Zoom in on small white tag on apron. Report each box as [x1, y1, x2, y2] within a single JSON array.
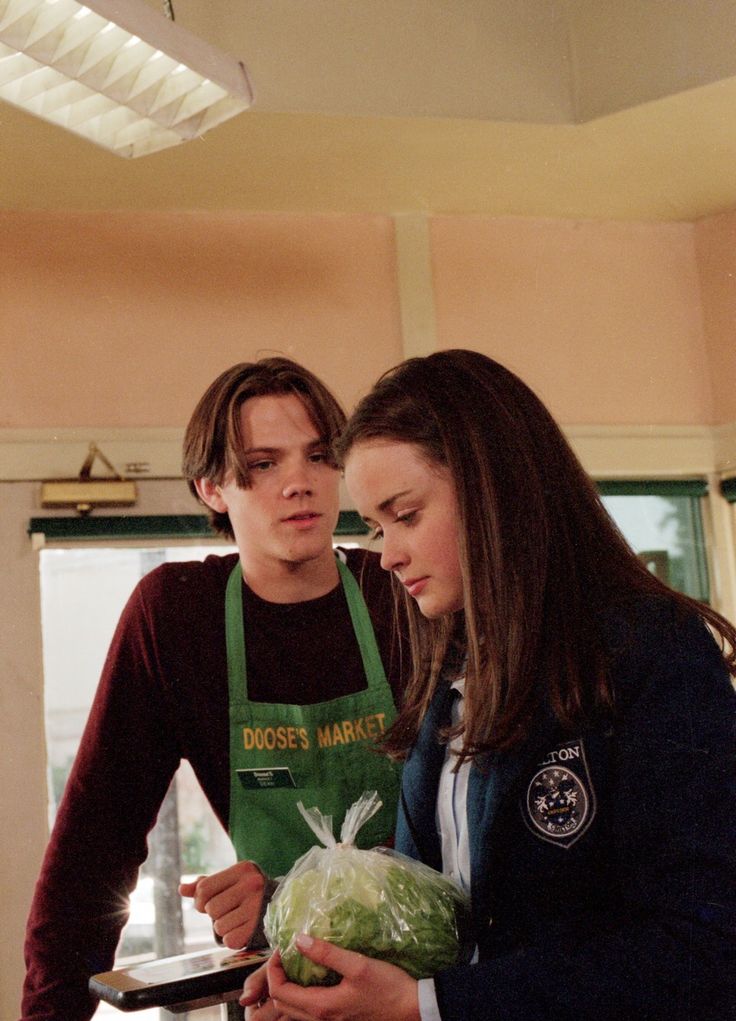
[[236, 767, 297, 790]]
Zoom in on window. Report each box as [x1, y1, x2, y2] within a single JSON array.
[[40, 544, 237, 1020], [598, 480, 709, 600], [36, 509, 370, 1020]]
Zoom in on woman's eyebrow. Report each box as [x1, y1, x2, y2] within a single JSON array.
[[378, 490, 411, 513], [356, 491, 413, 526]]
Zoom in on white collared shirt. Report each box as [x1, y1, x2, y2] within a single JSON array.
[[436, 678, 471, 893], [418, 678, 471, 1021]]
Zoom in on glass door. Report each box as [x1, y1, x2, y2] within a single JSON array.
[[40, 544, 238, 1020]]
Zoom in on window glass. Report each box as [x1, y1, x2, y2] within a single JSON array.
[[40, 545, 237, 1021], [600, 493, 709, 600]]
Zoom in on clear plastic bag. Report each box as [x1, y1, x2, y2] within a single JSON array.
[[264, 791, 471, 987]]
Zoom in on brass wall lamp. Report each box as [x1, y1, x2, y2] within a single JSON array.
[[41, 442, 137, 516]]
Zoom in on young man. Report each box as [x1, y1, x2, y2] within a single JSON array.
[[21, 358, 404, 1021]]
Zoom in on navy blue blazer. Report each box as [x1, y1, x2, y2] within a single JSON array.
[[396, 598, 736, 1021]]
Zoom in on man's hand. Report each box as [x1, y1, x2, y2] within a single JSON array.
[[179, 861, 267, 949], [244, 936, 420, 1021]]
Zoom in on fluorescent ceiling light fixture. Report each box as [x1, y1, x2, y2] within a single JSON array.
[[0, 0, 253, 157]]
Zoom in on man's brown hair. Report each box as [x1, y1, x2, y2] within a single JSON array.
[[182, 357, 346, 539]]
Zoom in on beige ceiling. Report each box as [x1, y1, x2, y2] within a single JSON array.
[[3, 0, 736, 221]]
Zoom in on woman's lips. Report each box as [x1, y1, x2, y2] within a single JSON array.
[[403, 577, 428, 598]]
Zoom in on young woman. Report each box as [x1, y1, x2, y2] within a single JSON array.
[[242, 349, 736, 1021]]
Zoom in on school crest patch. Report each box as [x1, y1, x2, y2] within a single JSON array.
[[522, 739, 596, 848]]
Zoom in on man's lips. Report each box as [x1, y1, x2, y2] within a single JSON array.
[[401, 577, 428, 597], [282, 511, 322, 527]]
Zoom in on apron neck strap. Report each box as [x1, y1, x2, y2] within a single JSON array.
[[225, 556, 388, 704], [225, 561, 247, 703]]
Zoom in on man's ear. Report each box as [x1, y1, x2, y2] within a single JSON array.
[[194, 477, 228, 514]]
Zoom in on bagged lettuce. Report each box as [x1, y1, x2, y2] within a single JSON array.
[[264, 791, 471, 987]]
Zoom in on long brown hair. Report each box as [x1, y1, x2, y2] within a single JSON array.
[[183, 357, 346, 539], [337, 349, 736, 761]]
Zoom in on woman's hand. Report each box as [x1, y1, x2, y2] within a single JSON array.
[[242, 935, 421, 1021], [241, 961, 285, 1020]]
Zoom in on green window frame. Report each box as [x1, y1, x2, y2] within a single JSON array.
[[28, 509, 369, 542], [720, 478, 736, 504], [30, 488, 710, 600]]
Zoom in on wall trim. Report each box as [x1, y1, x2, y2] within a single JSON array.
[[0, 427, 185, 482], [2, 422, 736, 484], [712, 421, 736, 478], [565, 424, 719, 478]]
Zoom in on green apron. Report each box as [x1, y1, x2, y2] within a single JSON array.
[[226, 557, 402, 876]]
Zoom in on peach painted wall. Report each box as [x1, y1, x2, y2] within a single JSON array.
[[1, 210, 732, 430], [694, 210, 736, 424], [430, 216, 714, 425], [0, 211, 403, 428]]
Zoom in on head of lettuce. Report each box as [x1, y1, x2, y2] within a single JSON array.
[[264, 792, 471, 987]]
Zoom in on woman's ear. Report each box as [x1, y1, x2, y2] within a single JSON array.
[[194, 477, 228, 514]]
